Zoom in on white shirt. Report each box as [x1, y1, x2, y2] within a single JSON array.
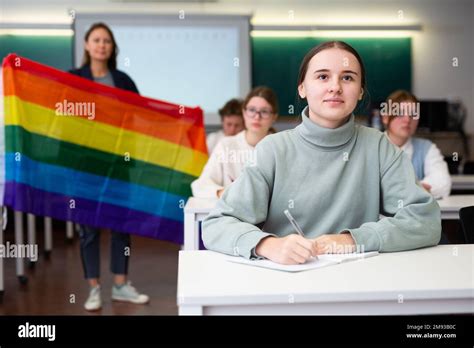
[[206, 130, 225, 154], [192, 131, 255, 198], [386, 133, 452, 199]]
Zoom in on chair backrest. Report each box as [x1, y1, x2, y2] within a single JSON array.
[[459, 206, 474, 243]]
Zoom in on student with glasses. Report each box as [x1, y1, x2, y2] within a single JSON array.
[[191, 86, 278, 198]]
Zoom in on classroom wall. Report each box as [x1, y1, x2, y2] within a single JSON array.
[[409, 0, 474, 160], [2, 0, 473, 157]]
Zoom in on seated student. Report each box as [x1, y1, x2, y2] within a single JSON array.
[[381, 90, 452, 199], [192, 87, 278, 198], [202, 41, 441, 265], [206, 99, 245, 154]]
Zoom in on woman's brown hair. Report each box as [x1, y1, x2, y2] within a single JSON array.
[[296, 41, 368, 114], [383, 89, 419, 128], [219, 98, 243, 119], [243, 86, 279, 115], [81, 22, 118, 70], [297, 41, 366, 92]]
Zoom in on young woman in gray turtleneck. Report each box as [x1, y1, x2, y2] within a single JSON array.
[[202, 41, 441, 265]]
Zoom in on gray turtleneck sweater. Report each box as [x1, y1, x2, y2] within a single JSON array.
[[202, 108, 441, 259]]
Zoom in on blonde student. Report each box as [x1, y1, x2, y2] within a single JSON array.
[[381, 90, 452, 199], [191, 87, 278, 198], [202, 41, 441, 265]]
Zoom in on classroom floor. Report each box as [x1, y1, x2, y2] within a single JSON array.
[[0, 221, 180, 315], [0, 218, 465, 316]]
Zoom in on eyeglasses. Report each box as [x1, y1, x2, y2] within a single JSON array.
[[244, 107, 274, 119]]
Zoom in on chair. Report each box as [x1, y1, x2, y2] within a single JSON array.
[[459, 206, 474, 243], [463, 161, 474, 174], [444, 156, 461, 174]]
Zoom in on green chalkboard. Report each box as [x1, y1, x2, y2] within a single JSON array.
[[251, 37, 412, 116], [0, 35, 73, 71]]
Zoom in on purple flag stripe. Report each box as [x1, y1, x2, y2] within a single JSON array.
[[4, 181, 184, 244]]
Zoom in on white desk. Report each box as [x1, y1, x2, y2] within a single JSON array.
[[437, 195, 474, 219], [451, 175, 474, 191], [183, 197, 217, 250], [177, 245, 474, 315]]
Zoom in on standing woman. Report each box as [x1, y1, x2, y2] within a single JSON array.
[[69, 22, 148, 311], [191, 86, 278, 198], [203, 41, 441, 264]]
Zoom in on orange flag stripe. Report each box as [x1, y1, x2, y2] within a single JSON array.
[[3, 66, 208, 154]]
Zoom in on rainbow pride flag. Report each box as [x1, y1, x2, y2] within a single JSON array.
[[1, 54, 207, 244]]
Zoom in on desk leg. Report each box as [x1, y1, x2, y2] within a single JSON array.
[[27, 213, 37, 269], [44, 217, 52, 259], [184, 212, 196, 250], [179, 305, 203, 315], [14, 211, 27, 284], [66, 221, 74, 243], [194, 219, 200, 250]]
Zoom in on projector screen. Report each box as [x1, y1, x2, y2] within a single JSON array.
[[73, 14, 251, 125]]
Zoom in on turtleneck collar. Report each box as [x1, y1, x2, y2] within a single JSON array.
[[296, 106, 356, 149]]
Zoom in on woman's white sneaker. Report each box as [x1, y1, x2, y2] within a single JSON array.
[[84, 285, 102, 311], [112, 281, 149, 304]]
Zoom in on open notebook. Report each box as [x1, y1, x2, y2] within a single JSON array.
[[226, 251, 379, 272]]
